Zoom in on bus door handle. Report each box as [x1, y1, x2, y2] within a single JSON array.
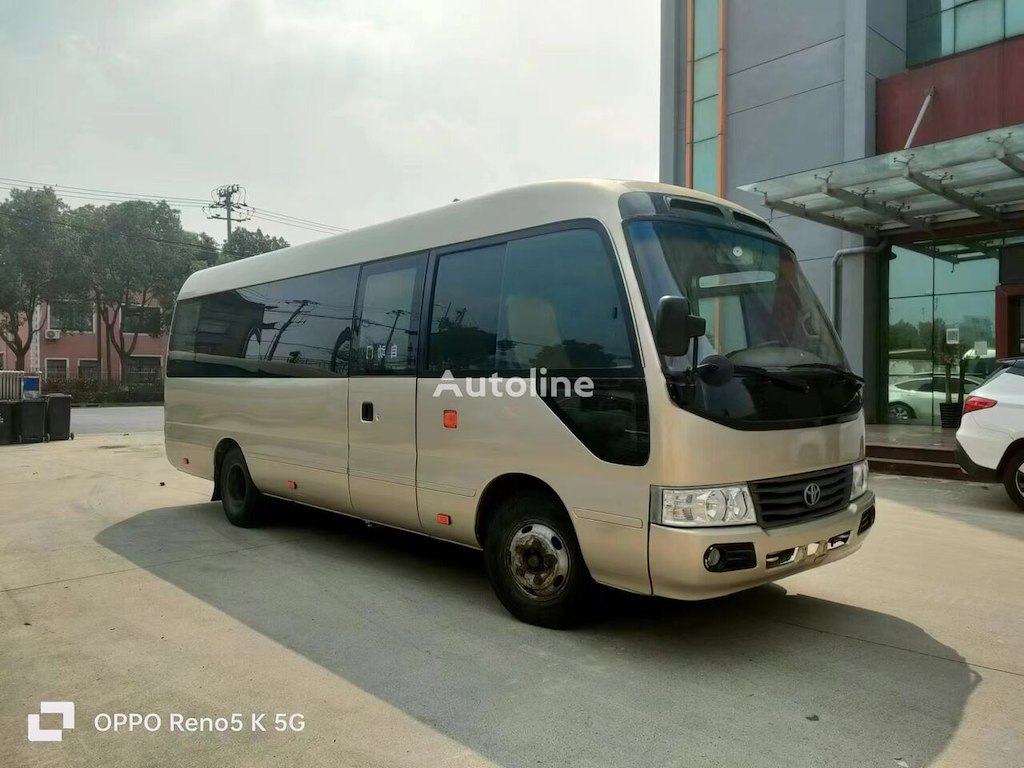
[[361, 401, 374, 422]]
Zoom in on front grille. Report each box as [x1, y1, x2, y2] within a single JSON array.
[[749, 465, 853, 529]]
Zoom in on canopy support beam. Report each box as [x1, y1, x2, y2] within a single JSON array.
[[760, 196, 876, 237], [821, 183, 936, 236], [997, 146, 1024, 177], [901, 167, 1005, 225]]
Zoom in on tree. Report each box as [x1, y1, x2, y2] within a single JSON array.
[[222, 227, 290, 263], [80, 200, 198, 380], [0, 188, 84, 370]]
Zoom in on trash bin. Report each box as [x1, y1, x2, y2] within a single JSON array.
[[45, 394, 73, 441], [0, 400, 15, 445], [14, 399, 46, 443]]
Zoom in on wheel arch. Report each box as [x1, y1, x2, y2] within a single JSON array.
[[997, 438, 1024, 475], [211, 437, 242, 501], [474, 473, 568, 547]]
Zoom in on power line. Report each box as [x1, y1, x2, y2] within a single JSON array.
[[0, 209, 229, 258], [243, 206, 347, 232], [0, 175, 349, 234], [0, 176, 207, 205], [245, 210, 342, 235], [0, 183, 208, 209]]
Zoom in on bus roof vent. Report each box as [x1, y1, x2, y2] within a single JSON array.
[[667, 197, 725, 218], [733, 212, 775, 234]]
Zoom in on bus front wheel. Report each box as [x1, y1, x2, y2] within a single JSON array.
[[219, 447, 265, 528], [483, 492, 590, 629]]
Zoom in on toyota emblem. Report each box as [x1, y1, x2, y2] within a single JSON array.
[[803, 482, 821, 507]]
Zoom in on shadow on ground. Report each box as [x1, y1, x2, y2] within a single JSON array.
[[97, 502, 977, 768]]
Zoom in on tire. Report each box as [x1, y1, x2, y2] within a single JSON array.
[[483, 492, 591, 629], [219, 447, 265, 527], [1001, 448, 1024, 511], [888, 402, 915, 421]]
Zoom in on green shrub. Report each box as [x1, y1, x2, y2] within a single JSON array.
[[40, 378, 164, 404]]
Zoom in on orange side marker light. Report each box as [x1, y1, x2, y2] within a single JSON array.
[[436, 514, 452, 526], [443, 410, 458, 429]]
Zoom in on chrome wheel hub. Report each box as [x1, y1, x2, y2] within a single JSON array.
[[507, 522, 570, 600]]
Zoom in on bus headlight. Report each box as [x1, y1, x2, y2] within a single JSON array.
[[653, 486, 756, 527], [851, 460, 869, 500]]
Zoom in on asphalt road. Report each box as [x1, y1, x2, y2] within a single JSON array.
[[1, 434, 1022, 767], [71, 405, 164, 435]]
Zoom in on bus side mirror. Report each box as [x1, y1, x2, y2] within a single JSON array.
[[655, 296, 706, 357]]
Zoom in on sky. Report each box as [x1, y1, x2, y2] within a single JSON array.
[[0, 0, 660, 246]]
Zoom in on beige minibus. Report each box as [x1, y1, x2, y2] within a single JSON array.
[[165, 179, 875, 627]]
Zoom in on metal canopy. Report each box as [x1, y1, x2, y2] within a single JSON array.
[[738, 124, 1024, 243]]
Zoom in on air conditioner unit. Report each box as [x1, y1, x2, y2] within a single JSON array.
[[44, 329, 62, 341]]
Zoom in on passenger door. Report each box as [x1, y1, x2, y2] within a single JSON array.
[[348, 253, 426, 530]]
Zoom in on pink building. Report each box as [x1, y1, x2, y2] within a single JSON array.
[[0, 299, 167, 383]]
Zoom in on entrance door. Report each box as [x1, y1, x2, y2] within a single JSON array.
[[996, 285, 1024, 359], [347, 253, 426, 530]]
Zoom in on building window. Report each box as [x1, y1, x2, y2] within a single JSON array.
[[125, 357, 162, 383], [49, 301, 94, 333], [121, 306, 162, 335], [908, 0, 1018, 67], [692, 137, 719, 194], [45, 359, 69, 382], [78, 359, 99, 380], [685, 0, 723, 195]]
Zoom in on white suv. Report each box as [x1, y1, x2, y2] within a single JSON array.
[[956, 358, 1024, 509]]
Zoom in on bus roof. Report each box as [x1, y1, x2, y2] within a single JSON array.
[[177, 179, 769, 300]]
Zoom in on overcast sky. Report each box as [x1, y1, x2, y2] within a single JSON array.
[[0, 0, 660, 245]]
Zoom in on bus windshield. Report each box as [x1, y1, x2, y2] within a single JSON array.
[[627, 218, 859, 426]]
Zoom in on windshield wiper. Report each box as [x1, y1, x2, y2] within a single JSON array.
[[786, 363, 864, 384], [733, 365, 809, 394]]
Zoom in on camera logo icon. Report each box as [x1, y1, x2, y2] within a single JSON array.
[[27, 702, 75, 742]]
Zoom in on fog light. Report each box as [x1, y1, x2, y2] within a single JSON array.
[[703, 543, 756, 572], [705, 546, 722, 569]]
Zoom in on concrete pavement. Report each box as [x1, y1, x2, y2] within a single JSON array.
[[1, 434, 1022, 767]]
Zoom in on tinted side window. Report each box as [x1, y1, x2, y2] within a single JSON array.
[[498, 229, 635, 372], [261, 267, 357, 377], [353, 253, 425, 375], [169, 299, 200, 353], [193, 284, 269, 375], [428, 244, 505, 373]]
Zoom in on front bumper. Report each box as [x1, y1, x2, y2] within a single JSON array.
[[649, 491, 876, 600]]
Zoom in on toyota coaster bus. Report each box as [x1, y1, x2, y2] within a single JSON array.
[[165, 179, 875, 628]]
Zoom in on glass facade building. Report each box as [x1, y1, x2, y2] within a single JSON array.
[[662, 0, 1024, 430], [909, 0, 1024, 65], [886, 248, 998, 425]]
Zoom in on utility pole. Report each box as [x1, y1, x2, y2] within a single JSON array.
[[206, 184, 251, 249]]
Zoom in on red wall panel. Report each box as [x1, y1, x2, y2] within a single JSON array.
[[877, 37, 1024, 153]]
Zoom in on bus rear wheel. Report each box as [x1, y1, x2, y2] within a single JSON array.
[[483, 492, 590, 628], [219, 447, 265, 528]]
